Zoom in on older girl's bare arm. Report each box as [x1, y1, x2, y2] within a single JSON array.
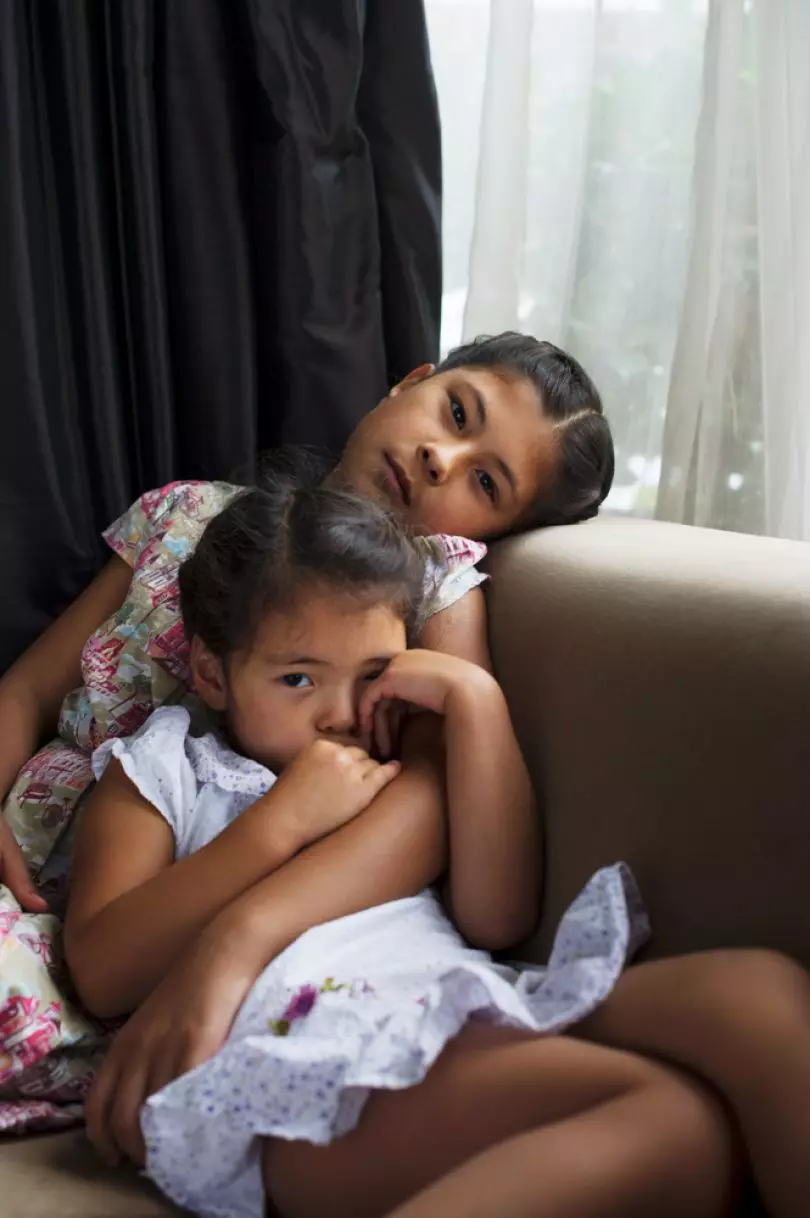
[[419, 585, 492, 670], [0, 558, 132, 910], [0, 557, 131, 802]]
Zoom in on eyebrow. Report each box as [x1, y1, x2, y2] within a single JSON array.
[[267, 655, 326, 666], [267, 654, 396, 667], [473, 387, 517, 499]]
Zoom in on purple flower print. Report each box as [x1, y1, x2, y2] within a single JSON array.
[[282, 985, 319, 1023]]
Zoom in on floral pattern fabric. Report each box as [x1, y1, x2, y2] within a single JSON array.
[[144, 871, 646, 1218], [0, 481, 488, 1133]]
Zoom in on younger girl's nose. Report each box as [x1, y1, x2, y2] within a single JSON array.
[[317, 687, 359, 738]]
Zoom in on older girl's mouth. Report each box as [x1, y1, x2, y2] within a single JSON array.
[[383, 454, 412, 506]]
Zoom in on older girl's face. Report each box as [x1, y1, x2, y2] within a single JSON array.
[[334, 366, 557, 541]]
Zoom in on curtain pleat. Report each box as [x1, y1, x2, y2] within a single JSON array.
[[0, 0, 442, 672]]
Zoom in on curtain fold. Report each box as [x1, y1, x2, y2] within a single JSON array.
[[429, 0, 810, 542], [0, 0, 442, 672], [753, 0, 810, 541]]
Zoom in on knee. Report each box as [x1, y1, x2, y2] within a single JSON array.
[[635, 1064, 738, 1201], [703, 949, 810, 1024], [690, 950, 810, 1100], [653, 1068, 727, 1142]]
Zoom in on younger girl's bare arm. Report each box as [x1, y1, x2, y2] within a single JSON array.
[[176, 592, 488, 983], [66, 737, 403, 1017], [65, 593, 484, 1015]]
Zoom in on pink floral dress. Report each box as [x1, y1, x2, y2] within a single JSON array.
[[0, 481, 487, 1133]]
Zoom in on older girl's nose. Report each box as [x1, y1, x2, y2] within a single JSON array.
[[421, 444, 455, 485]]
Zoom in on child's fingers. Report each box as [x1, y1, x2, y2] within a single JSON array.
[[342, 746, 370, 763], [108, 1061, 150, 1167], [18, 890, 49, 913], [0, 831, 48, 912], [85, 1060, 122, 1168], [358, 683, 386, 735], [373, 701, 392, 759], [364, 759, 401, 795], [389, 703, 407, 755], [144, 1044, 183, 1125]]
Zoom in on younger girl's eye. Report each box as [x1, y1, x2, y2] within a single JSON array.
[[450, 397, 466, 430], [281, 673, 313, 689], [476, 469, 496, 501]]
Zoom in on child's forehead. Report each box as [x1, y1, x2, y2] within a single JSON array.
[[251, 591, 407, 658]]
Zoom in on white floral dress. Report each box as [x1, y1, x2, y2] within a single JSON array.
[[93, 708, 648, 1218], [0, 481, 488, 1133]]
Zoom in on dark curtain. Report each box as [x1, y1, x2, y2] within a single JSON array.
[[0, 0, 442, 672]]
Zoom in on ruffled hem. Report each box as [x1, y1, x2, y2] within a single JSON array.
[[142, 865, 646, 1218], [143, 964, 587, 1218]]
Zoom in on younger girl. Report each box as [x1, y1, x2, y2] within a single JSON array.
[[66, 471, 727, 1218], [70, 472, 810, 1218]]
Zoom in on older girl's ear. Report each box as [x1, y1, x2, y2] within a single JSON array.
[[388, 364, 434, 398]]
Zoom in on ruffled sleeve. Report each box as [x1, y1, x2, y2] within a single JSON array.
[[92, 706, 197, 848], [103, 481, 209, 568], [61, 480, 242, 754], [427, 534, 488, 616]]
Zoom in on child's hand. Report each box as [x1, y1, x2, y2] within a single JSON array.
[[86, 931, 254, 1167], [0, 819, 48, 913], [273, 740, 401, 848], [359, 650, 496, 755]]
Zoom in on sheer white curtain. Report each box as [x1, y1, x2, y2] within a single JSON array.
[[426, 0, 810, 540]]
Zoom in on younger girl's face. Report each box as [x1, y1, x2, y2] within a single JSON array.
[[203, 590, 407, 772], [335, 366, 558, 540]]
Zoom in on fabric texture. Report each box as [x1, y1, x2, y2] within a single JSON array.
[[0, 482, 487, 1133], [0, 0, 441, 673], [93, 705, 646, 1218]]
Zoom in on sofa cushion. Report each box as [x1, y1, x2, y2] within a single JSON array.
[[486, 516, 810, 966], [0, 1129, 181, 1216]]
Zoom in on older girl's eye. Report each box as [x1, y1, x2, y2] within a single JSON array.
[[281, 673, 313, 689], [450, 397, 466, 430], [476, 470, 496, 500]]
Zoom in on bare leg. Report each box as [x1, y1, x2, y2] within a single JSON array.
[[264, 1023, 736, 1218], [577, 949, 810, 1218]]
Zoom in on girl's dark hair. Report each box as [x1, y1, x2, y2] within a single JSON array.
[[179, 451, 438, 659], [437, 332, 614, 527]]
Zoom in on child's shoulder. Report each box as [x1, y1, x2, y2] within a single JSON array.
[[91, 705, 276, 859], [92, 705, 194, 775]]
